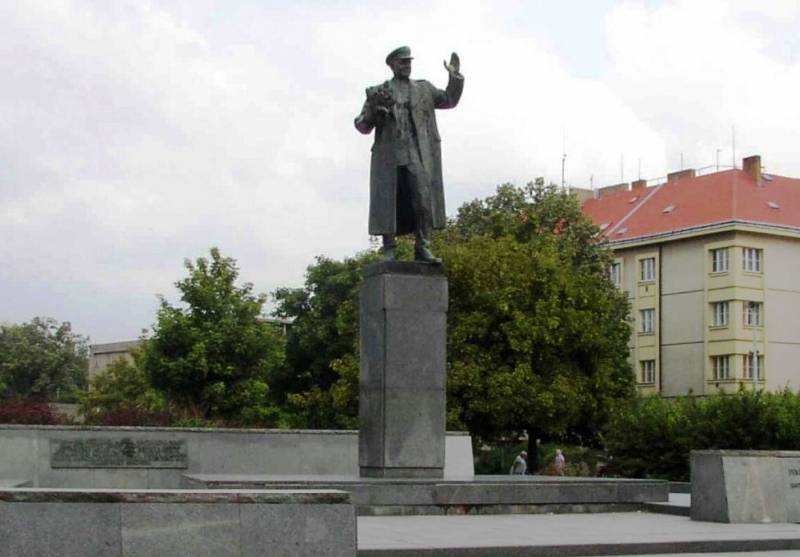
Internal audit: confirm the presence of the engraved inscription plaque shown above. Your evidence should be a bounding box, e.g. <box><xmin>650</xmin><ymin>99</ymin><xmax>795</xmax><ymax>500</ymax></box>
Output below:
<box><xmin>784</xmin><ymin>458</ymin><xmax>800</xmax><ymax>522</ymax></box>
<box><xmin>50</xmin><ymin>438</ymin><xmax>188</xmax><ymax>469</ymax></box>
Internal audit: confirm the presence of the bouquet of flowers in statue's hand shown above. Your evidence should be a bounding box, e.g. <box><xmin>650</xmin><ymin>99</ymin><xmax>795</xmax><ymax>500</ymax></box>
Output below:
<box><xmin>365</xmin><ymin>83</ymin><xmax>395</xmax><ymax>118</ymax></box>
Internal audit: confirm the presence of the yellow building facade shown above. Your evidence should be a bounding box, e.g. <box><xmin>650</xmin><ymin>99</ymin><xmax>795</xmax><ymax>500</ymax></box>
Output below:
<box><xmin>581</xmin><ymin>157</ymin><xmax>800</xmax><ymax>395</ymax></box>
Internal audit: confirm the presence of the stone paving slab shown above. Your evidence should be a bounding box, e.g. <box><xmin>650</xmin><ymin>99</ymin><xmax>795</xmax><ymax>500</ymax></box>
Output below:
<box><xmin>357</xmin><ymin>512</ymin><xmax>800</xmax><ymax>556</ymax></box>
<box><xmin>596</xmin><ymin>553</ymin><xmax>800</xmax><ymax>557</ymax></box>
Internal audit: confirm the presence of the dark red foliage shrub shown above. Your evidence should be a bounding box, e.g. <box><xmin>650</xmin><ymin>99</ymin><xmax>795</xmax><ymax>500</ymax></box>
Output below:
<box><xmin>0</xmin><ymin>399</ymin><xmax>68</xmax><ymax>425</ymax></box>
<box><xmin>94</xmin><ymin>407</ymin><xmax>172</xmax><ymax>427</ymax></box>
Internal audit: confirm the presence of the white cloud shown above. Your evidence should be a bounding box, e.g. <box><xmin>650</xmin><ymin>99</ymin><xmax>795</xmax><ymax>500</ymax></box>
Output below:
<box><xmin>7</xmin><ymin>0</ymin><xmax>795</xmax><ymax>341</ymax></box>
<box><xmin>606</xmin><ymin>0</ymin><xmax>800</xmax><ymax>176</ymax></box>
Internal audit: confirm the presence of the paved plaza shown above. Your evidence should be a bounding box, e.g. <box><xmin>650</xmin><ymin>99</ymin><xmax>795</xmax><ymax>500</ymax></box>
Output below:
<box><xmin>358</xmin><ymin>512</ymin><xmax>800</xmax><ymax>556</ymax></box>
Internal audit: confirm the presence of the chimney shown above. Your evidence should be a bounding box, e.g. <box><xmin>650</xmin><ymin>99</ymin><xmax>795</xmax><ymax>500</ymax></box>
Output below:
<box><xmin>570</xmin><ymin>187</ymin><xmax>594</xmax><ymax>204</ymax></box>
<box><xmin>743</xmin><ymin>155</ymin><xmax>762</xmax><ymax>185</ymax></box>
<box><xmin>597</xmin><ymin>182</ymin><xmax>629</xmax><ymax>198</ymax></box>
<box><xmin>631</xmin><ymin>179</ymin><xmax>647</xmax><ymax>190</ymax></box>
<box><xmin>667</xmin><ymin>169</ymin><xmax>696</xmax><ymax>182</ymax></box>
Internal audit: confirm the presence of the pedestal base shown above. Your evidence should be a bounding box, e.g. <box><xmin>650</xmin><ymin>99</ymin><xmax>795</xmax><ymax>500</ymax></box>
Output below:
<box><xmin>359</xmin><ymin>261</ymin><xmax>447</xmax><ymax>479</ymax></box>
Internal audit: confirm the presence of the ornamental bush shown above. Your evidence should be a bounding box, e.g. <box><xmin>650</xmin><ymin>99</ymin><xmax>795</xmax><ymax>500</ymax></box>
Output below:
<box><xmin>604</xmin><ymin>389</ymin><xmax>800</xmax><ymax>481</ymax></box>
<box><xmin>0</xmin><ymin>399</ymin><xmax>71</xmax><ymax>425</ymax></box>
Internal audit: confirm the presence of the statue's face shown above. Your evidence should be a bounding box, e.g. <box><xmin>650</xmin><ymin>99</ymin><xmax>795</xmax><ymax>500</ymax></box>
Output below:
<box><xmin>390</xmin><ymin>58</ymin><xmax>412</xmax><ymax>78</ymax></box>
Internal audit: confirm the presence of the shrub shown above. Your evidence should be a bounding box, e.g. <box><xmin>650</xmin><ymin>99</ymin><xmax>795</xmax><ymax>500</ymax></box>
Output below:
<box><xmin>0</xmin><ymin>399</ymin><xmax>70</xmax><ymax>425</ymax></box>
<box><xmin>604</xmin><ymin>388</ymin><xmax>800</xmax><ymax>481</ymax></box>
<box><xmin>91</xmin><ymin>406</ymin><xmax>172</xmax><ymax>427</ymax></box>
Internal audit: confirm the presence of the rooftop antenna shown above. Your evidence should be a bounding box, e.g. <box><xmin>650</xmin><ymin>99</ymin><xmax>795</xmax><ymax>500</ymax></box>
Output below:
<box><xmin>561</xmin><ymin>126</ymin><xmax>567</xmax><ymax>191</ymax></box>
<box><xmin>716</xmin><ymin>149</ymin><xmax>721</xmax><ymax>171</ymax></box>
<box><xmin>680</xmin><ymin>152</ymin><xmax>684</xmax><ymax>170</ymax></box>
<box><xmin>638</xmin><ymin>158</ymin><xmax>642</xmax><ymax>180</ymax></box>
<box><xmin>620</xmin><ymin>154</ymin><xmax>624</xmax><ymax>182</ymax></box>
<box><xmin>732</xmin><ymin>125</ymin><xmax>736</xmax><ymax>169</ymax></box>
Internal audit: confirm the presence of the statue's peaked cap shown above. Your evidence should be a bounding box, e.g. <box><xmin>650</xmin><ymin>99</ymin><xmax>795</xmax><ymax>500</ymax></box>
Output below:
<box><xmin>386</xmin><ymin>46</ymin><xmax>413</xmax><ymax>65</ymax></box>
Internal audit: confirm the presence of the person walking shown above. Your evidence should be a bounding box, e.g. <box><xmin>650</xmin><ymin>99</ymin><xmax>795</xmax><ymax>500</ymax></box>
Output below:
<box><xmin>510</xmin><ymin>451</ymin><xmax>527</xmax><ymax>475</ymax></box>
<box><xmin>554</xmin><ymin>448</ymin><xmax>566</xmax><ymax>476</ymax></box>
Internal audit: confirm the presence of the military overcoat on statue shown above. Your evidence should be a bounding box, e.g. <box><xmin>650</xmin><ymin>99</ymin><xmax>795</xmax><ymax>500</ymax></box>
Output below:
<box><xmin>355</xmin><ymin>74</ymin><xmax>464</xmax><ymax>236</ymax></box>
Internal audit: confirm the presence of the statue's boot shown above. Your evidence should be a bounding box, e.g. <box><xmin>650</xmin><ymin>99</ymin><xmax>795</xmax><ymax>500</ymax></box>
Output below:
<box><xmin>382</xmin><ymin>234</ymin><xmax>396</xmax><ymax>261</ymax></box>
<box><xmin>414</xmin><ymin>225</ymin><xmax>441</xmax><ymax>264</ymax></box>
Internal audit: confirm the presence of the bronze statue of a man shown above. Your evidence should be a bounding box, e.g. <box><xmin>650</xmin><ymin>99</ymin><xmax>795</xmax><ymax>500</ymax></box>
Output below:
<box><xmin>355</xmin><ymin>46</ymin><xmax>464</xmax><ymax>263</ymax></box>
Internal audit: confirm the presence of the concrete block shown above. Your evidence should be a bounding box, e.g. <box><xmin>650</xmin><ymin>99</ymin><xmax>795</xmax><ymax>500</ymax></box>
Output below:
<box><xmin>0</xmin><ymin>432</ymin><xmax>39</xmax><ymax>484</ymax></box>
<box><xmin>384</xmin><ymin>310</ymin><xmax>446</xmax><ymax>390</ymax></box>
<box><xmin>239</xmin><ymin>503</ymin><xmax>356</xmax><ymax>557</ymax></box>
<box><xmin>383</xmin><ymin>389</ymin><xmax>445</xmax><ymax>468</ymax></box>
<box><xmin>121</xmin><ymin>503</ymin><xmax>240</xmax><ymax>557</ymax></box>
<box><xmin>444</xmin><ymin>434</ymin><xmax>475</xmax><ymax>480</ymax></box>
<box><xmin>0</xmin><ymin>502</ymin><xmax>121</xmax><ymax>557</ymax></box>
<box><xmin>692</xmin><ymin>450</ymin><xmax>800</xmax><ymax>523</ymax></box>
<box><xmin>92</xmin><ymin>468</ymin><xmax>149</xmax><ymax>489</ymax></box>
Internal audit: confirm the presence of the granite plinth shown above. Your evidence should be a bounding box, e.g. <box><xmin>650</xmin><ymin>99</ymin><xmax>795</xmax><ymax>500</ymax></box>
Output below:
<box><xmin>182</xmin><ymin>474</ymin><xmax>669</xmax><ymax>516</ymax></box>
<box><xmin>0</xmin><ymin>489</ymin><xmax>356</xmax><ymax>557</ymax></box>
<box><xmin>691</xmin><ymin>450</ymin><xmax>800</xmax><ymax>523</ymax></box>
<box><xmin>359</xmin><ymin>262</ymin><xmax>448</xmax><ymax>479</ymax></box>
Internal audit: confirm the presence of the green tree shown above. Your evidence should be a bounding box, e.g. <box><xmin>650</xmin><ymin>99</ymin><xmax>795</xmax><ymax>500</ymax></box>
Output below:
<box><xmin>143</xmin><ymin>248</ymin><xmax>284</xmax><ymax>424</ymax></box>
<box><xmin>78</xmin><ymin>342</ymin><xmax>169</xmax><ymax>422</ymax></box>
<box><xmin>438</xmin><ymin>181</ymin><xmax>634</xmax><ymax>463</ymax></box>
<box><xmin>272</xmin><ymin>252</ymin><xmax>381</xmax><ymax>428</ymax></box>
<box><xmin>0</xmin><ymin>317</ymin><xmax>89</xmax><ymax>402</ymax></box>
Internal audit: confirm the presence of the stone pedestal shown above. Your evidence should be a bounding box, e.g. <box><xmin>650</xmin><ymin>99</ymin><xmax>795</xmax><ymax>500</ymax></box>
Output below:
<box><xmin>691</xmin><ymin>450</ymin><xmax>800</xmax><ymax>523</ymax></box>
<box><xmin>359</xmin><ymin>261</ymin><xmax>447</xmax><ymax>478</ymax></box>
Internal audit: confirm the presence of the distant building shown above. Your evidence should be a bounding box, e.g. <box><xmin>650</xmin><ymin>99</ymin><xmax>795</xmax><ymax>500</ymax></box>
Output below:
<box><xmin>88</xmin><ymin>318</ymin><xmax>292</xmax><ymax>381</ymax></box>
<box><xmin>580</xmin><ymin>155</ymin><xmax>800</xmax><ymax>395</ymax></box>
<box><xmin>89</xmin><ymin>340</ymin><xmax>141</xmax><ymax>381</ymax></box>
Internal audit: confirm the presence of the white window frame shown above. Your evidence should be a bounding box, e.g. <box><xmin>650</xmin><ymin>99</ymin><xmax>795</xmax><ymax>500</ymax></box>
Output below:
<box><xmin>743</xmin><ymin>248</ymin><xmax>762</xmax><ymax>273</ymax></box>
<box><xmin>640</xmin><ymin>308</ymin><xmax>655</xmax><ymax>334</ymax></box>
<box><xmin>639</xmin><ymin>257</ymin><xmax>656</xmax><ymax>282</ymax></box>
<box><xmin>743</xmin><ymin>353</ymin><xmax>764</xmax><ymax>380</ymax></box>
<box><xmin>743</xmin><ymin>301</ymin><xmax>763</xmax><ymax>327</ymax></box>
<box><xmin>711</xmin><ymin>301</ymin><xmax>729</xmax><ymax>327</ymax></box>
<box><xmin>640</xmin><ymin>360</ymin><xmax>656</xmax><ymax>384</ymax></box>
<box><xmin>609</xmin><ymin>262</ymin><xmax>622</xmax><ymax>287</ymax></box>
<box><xmin>712</xmin><ymin>355</ymin><xmax>730</xmax><ymax>380</ymax></box>
<box><xmin>710</xmin><ymin>248</ymin><xmax>729</xmax><ymax>273</ymax></box>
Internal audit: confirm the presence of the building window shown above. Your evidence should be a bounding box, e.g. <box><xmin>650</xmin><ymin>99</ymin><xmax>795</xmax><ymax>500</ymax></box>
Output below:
<box><xmin>711</xmin><ymin>302</ymin><xmax>729</xmax><ymax>327</ymax></box>
<box><xmin>710</xmin><ymin>248</ymin><xmax>729</xmax><ymax>273</ymax></box>
<box><xmin>743</xmin><ymin>248</ymin><xmax>762</xmax><ymax>273</ymax></box>
<box><xmin>640</xmin><ymin>360</ymin><xmax>656</xmax><ymax>384</ymax></box>
<box><xmin>640</xmin><ymin>308</ymin><xmax>655</xmax><ymax>334</ymax></box>
<box><xmin>640</xmin><ymin>257</ymin><xmax>656</xmax><ymax>282</ymax></box>
<box><xmin>743</xmin><ymin>353</ymin><xmax>764</xmax><ymax>380</ymax></box>
<box><xmin>712</xmin><ymin>355</ymin><xmax>730</xmax><ymax>380</ymax></box>
<box><xmin>609</xmin><ymin>262</ymin><xmax>621</xmax><ymax>287</ymax></box>
<box><xmin>743</xmin><ymin>301</ymin><xmax>763</xmax><ymax>327</ymax></box>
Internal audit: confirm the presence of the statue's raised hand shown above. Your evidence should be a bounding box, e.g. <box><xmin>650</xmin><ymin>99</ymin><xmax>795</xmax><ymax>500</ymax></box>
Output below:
<box><xmin>443</xmin><ymin>52</ymin><xmax>461</xmax><ymax>78</ymax></box>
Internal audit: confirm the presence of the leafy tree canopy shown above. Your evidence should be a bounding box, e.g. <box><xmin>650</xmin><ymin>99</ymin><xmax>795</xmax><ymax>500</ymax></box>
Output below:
<box><xmin>272</xmin><ymin>251</ymin><xmax>382</xmax><ymax>428</ymax></box>
<box><xmin>78</xmin><ymin>342</ymin><xmax>168</xmax><ymax>422</ymax></box>
<box><xmin>0</xmin><ymin>317</ymin><xmax>89</xmax><ymax>402</ymax></box>
<box><xmin>144</xmin><ymin>248</ymin><xmax>284</xmax><ymax>424</ymax></box>
<box><xmin>437</xmin><ymin>181</ymin><xmax>634</xmax><ymax>446</ymax></box>
<box><xmin>272</xmin><ymin>181</ymin><xmax>634</xmax><ymax>446</ymax></box>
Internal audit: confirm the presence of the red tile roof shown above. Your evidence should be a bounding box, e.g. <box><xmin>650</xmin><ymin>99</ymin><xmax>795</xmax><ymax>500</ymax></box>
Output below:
<box><xmin>582</xmin><ymin>169</ymin><xmax>800</xmax><ymax>243</ymax></box>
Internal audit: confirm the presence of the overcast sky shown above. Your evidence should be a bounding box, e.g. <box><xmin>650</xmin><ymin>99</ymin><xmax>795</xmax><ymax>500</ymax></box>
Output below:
<box><xmin>2</xmin><ymin>0</ymin><xmax>800</xmax><ymax>343</ymax></box>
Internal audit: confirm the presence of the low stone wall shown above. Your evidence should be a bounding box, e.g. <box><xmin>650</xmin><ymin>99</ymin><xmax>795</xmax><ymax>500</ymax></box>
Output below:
<box><xmin>0</xmin><ymin>488</ymin><xmax>355</xmax><ymax>556</ymax></box>
<box><xmin>692</xmin><ymin>450</ymin><xmax>800</xmax><ymax>523</ymax></box>
<box><xmin>0</xmin><ymin>425</ymin><xmax>472</xmax><ymax>488</ymax></box>
<box><xmin>184</xmin><ymin>474</ymin><xmax>669</xmax><ymax>516</ymax></box>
